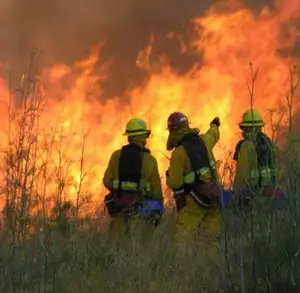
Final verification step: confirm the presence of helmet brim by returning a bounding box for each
[239,121,265,127]
[166,122,189,131]
[123,130,151,137]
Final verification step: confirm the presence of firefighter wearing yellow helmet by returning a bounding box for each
[233,109,279,207]
[103,118,163,236]
[165,112,222,241]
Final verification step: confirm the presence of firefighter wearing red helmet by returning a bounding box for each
[165,112,222,240]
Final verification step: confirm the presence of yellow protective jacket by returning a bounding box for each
[103,137,163,201]
[166,124,220,190]
[233,132,277,192]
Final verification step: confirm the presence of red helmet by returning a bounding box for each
[167,112,189,130]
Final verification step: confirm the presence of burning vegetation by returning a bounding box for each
[0,0,298,215]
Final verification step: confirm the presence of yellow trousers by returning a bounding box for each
[175,197,221,242]
[108,214,154,242]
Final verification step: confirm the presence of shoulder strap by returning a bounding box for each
[179,133,216,182]
[180,133,210,170]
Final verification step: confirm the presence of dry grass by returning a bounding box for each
[0,189,299,293]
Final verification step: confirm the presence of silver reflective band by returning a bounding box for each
[249,167,273,179]
[174,189,185,196]
[189,191,212,208]
[260,168,273,176]
[112,179,151,192]
[184,161,216,184]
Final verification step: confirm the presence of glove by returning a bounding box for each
[211,117,220,127]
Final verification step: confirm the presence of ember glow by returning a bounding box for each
[0,0,299,212]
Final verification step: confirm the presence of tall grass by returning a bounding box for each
[0,57,299,293]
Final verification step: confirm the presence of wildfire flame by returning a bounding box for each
[0,0,299,215]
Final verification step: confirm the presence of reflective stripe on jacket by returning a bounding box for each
[111,179,151,192]
[183,160,217,184]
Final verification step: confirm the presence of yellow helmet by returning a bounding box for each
[123,118,151,137]
[239,109,265,127]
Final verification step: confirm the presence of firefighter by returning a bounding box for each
[103,118,163,237]
[165,112,222,241]
[233,109,279,208]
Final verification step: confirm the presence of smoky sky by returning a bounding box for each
[0,0,288,97]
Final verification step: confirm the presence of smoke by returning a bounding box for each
[0,0,297,96]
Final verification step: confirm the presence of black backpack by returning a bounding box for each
[118,144,150,191]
